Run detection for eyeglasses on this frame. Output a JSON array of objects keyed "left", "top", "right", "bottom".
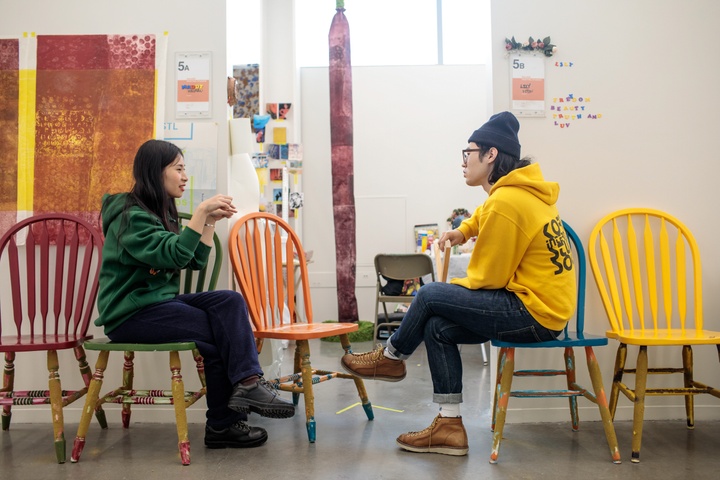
[{"left": 462, "top": 148, "right": 481, "bottom": 164}]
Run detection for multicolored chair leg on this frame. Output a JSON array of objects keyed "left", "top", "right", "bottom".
[
  {"left": 1, "top": 352, "right": 16, "bottom": 431},
  {"left": 71, "top": 350, "right": 110, "bottom": 463},
  {"left": 47, "top": 350, "right": 67, "bottom": 463},
  {"left": 170, "top": 351, "right": 191, "bottom": 465},
  {"left": 490, "top": 347, "right": 514, "bottom": 463}
]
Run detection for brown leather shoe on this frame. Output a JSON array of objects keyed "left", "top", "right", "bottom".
[
  {"left": 340, "top": 344, "right": 406, "bottom": 381},
  {"left": 396, "top": 415, "right": 469, "bottom": 456}
]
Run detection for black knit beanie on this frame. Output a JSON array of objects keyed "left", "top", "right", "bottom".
[{"left": 467, "top": 111, "right": 521, "bottom": 158}]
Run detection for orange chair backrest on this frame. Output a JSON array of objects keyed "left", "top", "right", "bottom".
[
  {"left": 228, "top": 212, "right": 313, "bottom": 332},
  {"left": 0, "top": 214, "right": 104, "bottom": 340},
  {"left": 588, "top": 208, "right": 703, "bottom": 336}
]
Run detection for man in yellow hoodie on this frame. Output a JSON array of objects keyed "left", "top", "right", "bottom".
[{"left": 341, "top": 111, "right": 576, "bottom": 456}]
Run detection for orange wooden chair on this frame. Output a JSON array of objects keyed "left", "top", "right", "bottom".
[
  {"left": 588, "top": 208, "right": 720, "bottom": 463},
  {"left": 228, "top": 212, "right": 373, "bottom": 442},
  {"left": 0, "top": 214, "right": 105, "bottom": 463}
]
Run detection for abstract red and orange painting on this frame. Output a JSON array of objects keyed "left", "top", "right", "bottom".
[
  {"left": 0, "top": 34, "right": 163, "bottom": 240},
  {"left": 0, "top": 39, "right": 19, "bottom": 236},
  {"left": 33, "top": 34, "right": 159, "bottom": 230}
]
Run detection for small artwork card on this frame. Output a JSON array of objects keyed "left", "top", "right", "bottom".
[
  {"left": 269, "top": 168, "right": 283, "bottom": 182},
  {"left": 252, "top": 152, "right": 268, "bottom": 168},
  {"left": 278, "top": 102, "right": 291, "bottom": 120},
  {"left": 273, "top": 127, "right": 287, "bottom": 144},
  {"left": 288, "top": 143, "right": 303, "bottom": 160},
  {"left": 289, "top": 191, "right": 304, "bottom": 209}
]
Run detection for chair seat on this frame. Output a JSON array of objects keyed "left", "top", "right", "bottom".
[
  {"left": 492, "top": 331, "right": 608, "bottom": 349},
  {"left": 378, "top": 295, "right": 416, "bottom": 303},
  {"left": 0, "top": 334, "right": 91, "bottom": 352},
  {"left": 254, "top": 322, "right": 359, "bottom": 340},
  {"left": 607, "top": 329, "right": 720, "bottom": 346},
  {"left": 83, "top": 337, "right": 198, "bottom": 352}
]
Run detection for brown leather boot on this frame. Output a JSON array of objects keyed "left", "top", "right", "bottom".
[
  {"left": 396, "top": 415, "right": 469, "bottom": 456},
  {"left": 340, "top": 344, "right": 406, "bottom": 381}
]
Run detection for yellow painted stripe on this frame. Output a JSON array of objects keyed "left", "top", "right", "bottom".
[
  {"left": 153, "top": 62, "right": 158, "bottom": 138},
  {"left": 373, "top": 405, "right": 404, "bottom": 413},
  {"left": 152, "top": 31, "right": 169, "bottom": 139},
  {"left": 335, "top": 402, "right": 360, "bottom": 414},
  {"left": 336, "top": 402, "right": 404, "bottom": 415},
  {"left": 17, "top": 67, "right": 36, "bottom": 211}
]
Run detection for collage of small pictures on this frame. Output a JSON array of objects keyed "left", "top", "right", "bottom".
[
  {"left": 232, "top": 63, "right": 303, "bottom": 221},
  {"left": 252, "top": 102, "right": 303, "bottom": 219}
]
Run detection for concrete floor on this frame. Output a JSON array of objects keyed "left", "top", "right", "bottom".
[{"left": 3, "top": 339, "right": 720, "bottom": 480}]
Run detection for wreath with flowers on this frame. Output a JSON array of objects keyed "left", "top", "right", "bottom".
[{"left": 505, "top": 36, "right": 557, "bottom": 57}]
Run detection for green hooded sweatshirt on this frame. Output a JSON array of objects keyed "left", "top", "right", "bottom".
[{"left": 95, "top": 193, "right": 210, "bottom": 334}]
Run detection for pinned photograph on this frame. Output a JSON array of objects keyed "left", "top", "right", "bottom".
[
  {"left": 266, "top": 103, "right": 278, "bottom": 119},
  {"left": 270, "top": 168, "right": 283, "bottom": 182},
  {"left": 289, "top": 191, "right": 304, "bottom": 209},
  {"left": 278, "top": 102, "right": 292, "bottom": 120}
]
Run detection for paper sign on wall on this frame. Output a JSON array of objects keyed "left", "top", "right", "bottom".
[
  {"left": 176, "top": 52, "right": 212, "bottom": 118},
  {"left": 510, "top": 53, "right": 545, "bottom": 117}
]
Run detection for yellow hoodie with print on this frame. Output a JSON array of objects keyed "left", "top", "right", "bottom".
[{"left": 453, "top": 163, "right": 576, "bottom": 332}]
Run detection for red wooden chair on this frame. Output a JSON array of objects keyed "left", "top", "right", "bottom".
[{"left": 0, "top": 214, "right": 106, "bottom": 463}]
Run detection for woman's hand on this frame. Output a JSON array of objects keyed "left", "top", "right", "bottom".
[
  {"left": 438, "top": 230, "right": 466, "bottom": 250},
  {"left": 199, "top": 194, "right": 237, "bottom": 222}
]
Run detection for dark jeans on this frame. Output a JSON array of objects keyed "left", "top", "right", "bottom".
[
  {"left": 386, "top": 282, "right": 560, "bottom": 404},
  {"left": 107, "top": 290, "right": 261, "bottom": 429}
]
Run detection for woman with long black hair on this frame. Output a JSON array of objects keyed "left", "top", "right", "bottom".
[{"left": 96, "top": 139, "right": 294, "bottom": 449}]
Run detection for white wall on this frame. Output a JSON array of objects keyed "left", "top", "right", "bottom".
[
  {"left": 300, "top": 65, "right": 488, "bottom": 323},
  {"left": 490, "top": 0, "right": 720, "bottom": 422},
  {"left": 0, "top": 0, "right": 229, "bottom": 424}
]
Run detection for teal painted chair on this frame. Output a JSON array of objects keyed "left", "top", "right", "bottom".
[
  {"left": 71, "top": 212, "right": 221, "bottom": 465},
  {"left": 489, "top": 221, "right": 621, "bottom": 464}
]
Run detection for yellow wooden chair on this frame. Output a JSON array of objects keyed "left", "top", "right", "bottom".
[
  {"left": 228, "top": 212, "right": 373, "bottom": 442},
  {"left": 71, "top": 212, "right": 220, "bottom": 465},
  {"left": 588, "top": 208, "right": 720, "bottom": 463}
]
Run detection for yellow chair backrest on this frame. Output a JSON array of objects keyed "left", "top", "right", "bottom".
[{"left": 588, "top": 208, "right": 704, "bottom": 339}]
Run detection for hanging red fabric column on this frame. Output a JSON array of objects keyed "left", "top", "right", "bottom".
[{"left": 328, "top": 1, "right": 358, "bottom": 323}]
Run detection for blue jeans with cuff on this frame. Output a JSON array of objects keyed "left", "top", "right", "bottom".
[
  {"left": 107, "top": 290, "right": 261, "bottom": 429},
  {"left": 386, "top": 282, "right": 560, "bottom": 404}
]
